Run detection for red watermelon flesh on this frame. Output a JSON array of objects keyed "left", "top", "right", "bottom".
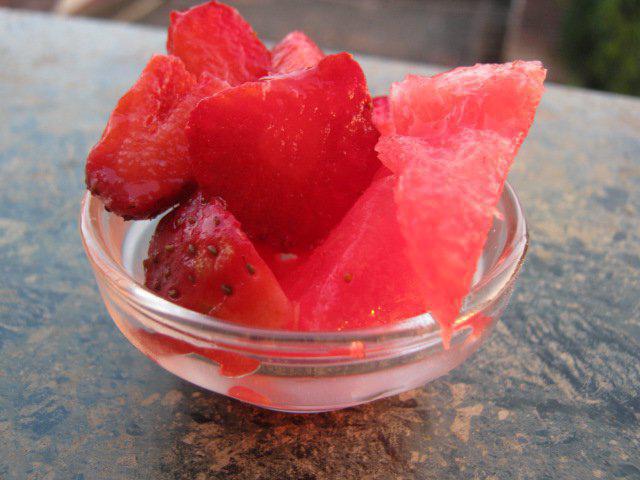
[
  {"left": 167, "top": 1, "right": 271, "bottom": 84},
  {"left": 392, "top": 130, "right": 518, "bottom": 341},
  {"left": 286, "top": 176, "right": 425, "bottom": 331},
  {"left": 372, "top": 96, "right": 394, "bottom": 136},
  {"left": 144, "top": 191, "right": 293, "bottom": 329},
  {"left": 375, "top": 61, "right": 545, "bottom": 339},
  {"left": 86, "top": 55, "right": 229, "bottom": 219},
  {"left": 188, "top": 53, "right": 380, "bottom": 250},
  {"left": 380, "top": 61, "right": 546, "bottom": 171},
  {"left": 271, "top": 31, "right": 324, "bottom": 74}
]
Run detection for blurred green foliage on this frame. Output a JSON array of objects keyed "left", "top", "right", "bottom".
[{"left": 563, "top": 0, "right": 640, "bottom": 95}]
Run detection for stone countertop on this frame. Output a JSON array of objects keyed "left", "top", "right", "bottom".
[{"left": 1, "top": 9, "right": 639, "bottom": 480}]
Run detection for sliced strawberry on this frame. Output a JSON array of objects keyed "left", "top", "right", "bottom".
[
  {"left": 85, "top": 55, "right": 228, "bottom": 219},
  {"left": 286, "top": 176, "right": 425, "bottom": 331},
  {"left": 188, "top": 53, "right": 381, "bottom": 250},
  {"left": 167, "top": 1, "right": 271, "bottom": 84},
  {"left": 271, "top": 31, "right": 324, "bottom": 74},
  {"left": 144, "top": 192, "right": 293, "bottom": 329}
]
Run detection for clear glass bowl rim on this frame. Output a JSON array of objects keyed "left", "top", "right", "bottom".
[{"left": 79, "top": 182, "right": 528, "bottom": 353}]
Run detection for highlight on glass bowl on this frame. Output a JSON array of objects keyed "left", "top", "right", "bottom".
[{"left": 80, "top": 0, "right": 545, "bottom": 413}]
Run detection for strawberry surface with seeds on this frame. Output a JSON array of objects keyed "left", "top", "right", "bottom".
[{"left": 144, "top": 192, "right": 293, "bottom": 329}]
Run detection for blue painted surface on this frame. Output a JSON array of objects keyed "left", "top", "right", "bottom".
[{"left": 0, "top": 8, "right": 639, "bottom": 480}]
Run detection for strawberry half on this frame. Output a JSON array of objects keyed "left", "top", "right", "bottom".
[
  {"left": 86, "top": 54, "right": 228, "bottom": 219},
  {"left": 144, "top": 192, "right": 293, "bottom": 329},
  {"left": 188, "top": 53, "right": 381, "bottom": 250},
  {"left": 167, "top": 1, "right": 271, "bottom": 84}
]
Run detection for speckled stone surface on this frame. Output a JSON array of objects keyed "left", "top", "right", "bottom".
[{"left": 0, "top": 9, "right": 639, "bottom": 480}]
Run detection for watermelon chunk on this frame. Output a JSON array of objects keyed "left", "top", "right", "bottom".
[
  {"left": 167, "top": 1, "right": 271, "bottom": 84},
  {"left": 376, "top": 61, "right": 545, "bottom": 338},
  {"left": 286, "top": 176, "right": 425, "bottom": 331},
  {"left": 254, "top": 243, "right": 307, "bottom": 286},
  {"left": 86, "top": 54, "right": 228, "bottom": 219},
  {"left": 271, "top": 31, "right": 324, "bottom": 74},
  {"left": 378, "top": 61, "right": 546, "bottom": 171},
  {"left": 372, "top": 96, "right": 394, "bottom": 136},
  {"left": 144, "top": 191, "right": 292, "bottom": 328},
  {"left": 392, "top": 130, "right": 514, "bottom": 338},
  {"left": 188, "top": 53, "right": 380, "bottom": 250}
]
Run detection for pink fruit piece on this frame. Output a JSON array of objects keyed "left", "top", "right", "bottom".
[
  {"left": 392, "top": 130, "right": 516, "bottom": 342},
  {"left": 378, "top": 61, "right": 546, "bottom": 172},
  {"left": 271, "top": 31, "right": 324, "bottom": 74},
  {"left": 167, "top": 1, "right": 271, "bottom": 84},
  {"left": 286, "top": 176, "right": 425, "bottom": 331},
  {"left": 188, "top": 53, "right": 381, "bottom": 250},
  {"left": 375, "top": 61, "right": 545, "bottom": 339},
  {"left": 372, "top": 96, "right": 394, "bottom": 136},
  {"left": 85, "top": 54, "right": 228, "bottom": 219},
  {"left": 144, "top": 191, "right": 293, "bottom": 329}
]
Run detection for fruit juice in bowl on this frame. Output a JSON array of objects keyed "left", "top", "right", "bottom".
[
  {"left": 81, "top": 182, "right": 527, "bottom": 412},
  {"left": 81, "top": 1, "right": 543, "bottom": 412}
]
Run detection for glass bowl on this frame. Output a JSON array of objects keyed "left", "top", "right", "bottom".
[{"left": 79, "top": 183, "right": 527, "bottom": 413}]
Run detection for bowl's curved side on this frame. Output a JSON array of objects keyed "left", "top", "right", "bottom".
[{"left": 79, "top": 182, "right": 527, "bottom": 412}]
